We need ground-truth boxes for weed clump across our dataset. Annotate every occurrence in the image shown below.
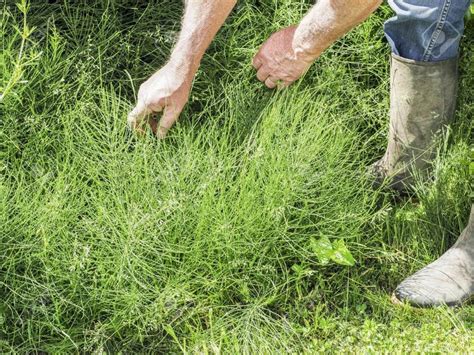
[1,1,472,352]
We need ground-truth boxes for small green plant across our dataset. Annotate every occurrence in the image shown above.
[311,236,355,266]
[1,1,472,353]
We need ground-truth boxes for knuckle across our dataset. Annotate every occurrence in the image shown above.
[144,98,161,111]
[142,99,153,108]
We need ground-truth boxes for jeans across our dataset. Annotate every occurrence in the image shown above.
[384,0,471,62]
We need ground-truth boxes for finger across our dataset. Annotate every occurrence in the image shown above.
[156,105,181,139]
[265,77,277,89]
[148,116,158,135]
[252,55,262,70]
[269,77,291,89]
[256,67,270,82]
[127,100,150,129]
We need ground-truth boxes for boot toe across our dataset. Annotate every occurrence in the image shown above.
[367,159,414,196]
[394,281,443,307]
[393,207,474,308]
[394,267,470,307]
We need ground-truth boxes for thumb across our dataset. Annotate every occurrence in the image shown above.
[127,100,151,130]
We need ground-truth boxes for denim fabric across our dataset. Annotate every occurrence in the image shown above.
[384,0,471,62]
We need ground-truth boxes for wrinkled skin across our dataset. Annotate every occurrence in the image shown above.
[127,0,236,137]
[127,63,193,138]
[127,0,381,137]
[252,26,313,88]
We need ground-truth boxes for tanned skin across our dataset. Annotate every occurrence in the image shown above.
[128,0,382,137]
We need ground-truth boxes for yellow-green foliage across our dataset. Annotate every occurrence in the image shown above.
[1,1,473,352]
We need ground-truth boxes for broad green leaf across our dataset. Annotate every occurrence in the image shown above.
[330,240,356,266]
[311,236,333,265]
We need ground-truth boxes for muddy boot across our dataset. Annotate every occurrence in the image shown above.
[393,205,474,307]
[371,54,459,194]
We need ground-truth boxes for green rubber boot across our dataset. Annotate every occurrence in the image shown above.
[393,205,474,307]
[371,54,459,193]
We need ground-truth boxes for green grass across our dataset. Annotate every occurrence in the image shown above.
[1,0,473,352]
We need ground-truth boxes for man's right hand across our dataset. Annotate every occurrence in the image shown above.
[128,63,193,138]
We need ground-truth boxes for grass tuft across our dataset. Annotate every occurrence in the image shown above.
[1,1,473,352]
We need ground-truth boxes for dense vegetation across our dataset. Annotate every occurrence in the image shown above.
[1,1,473,352]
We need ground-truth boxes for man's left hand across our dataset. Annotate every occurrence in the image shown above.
[252,25,313,89]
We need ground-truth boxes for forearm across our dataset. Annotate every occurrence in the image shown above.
[293,0,382,60]
[168,0,236,75]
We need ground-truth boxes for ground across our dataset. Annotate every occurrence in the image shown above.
[1,1,473,352]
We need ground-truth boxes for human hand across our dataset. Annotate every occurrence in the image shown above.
[128,63,193,138]
[252,25,314,89]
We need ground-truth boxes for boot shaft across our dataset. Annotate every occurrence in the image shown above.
[379,54,459,192]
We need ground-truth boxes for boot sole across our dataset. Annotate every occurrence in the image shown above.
[391,292,474,308]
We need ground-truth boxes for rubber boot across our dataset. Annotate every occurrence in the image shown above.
[371,54,459,193]
[393,205,474,307]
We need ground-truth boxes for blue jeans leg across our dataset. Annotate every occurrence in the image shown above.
[384,0,471,62]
